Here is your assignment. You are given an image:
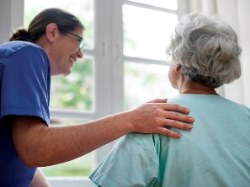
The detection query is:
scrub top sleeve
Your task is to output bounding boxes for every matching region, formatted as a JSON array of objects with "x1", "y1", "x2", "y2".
[
  {"x1": 89, "y1": 135, "x2": 160, "y2": 187},
  {"x1": 1, "y1": 46, "x2": 50, "y2": 125}
]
